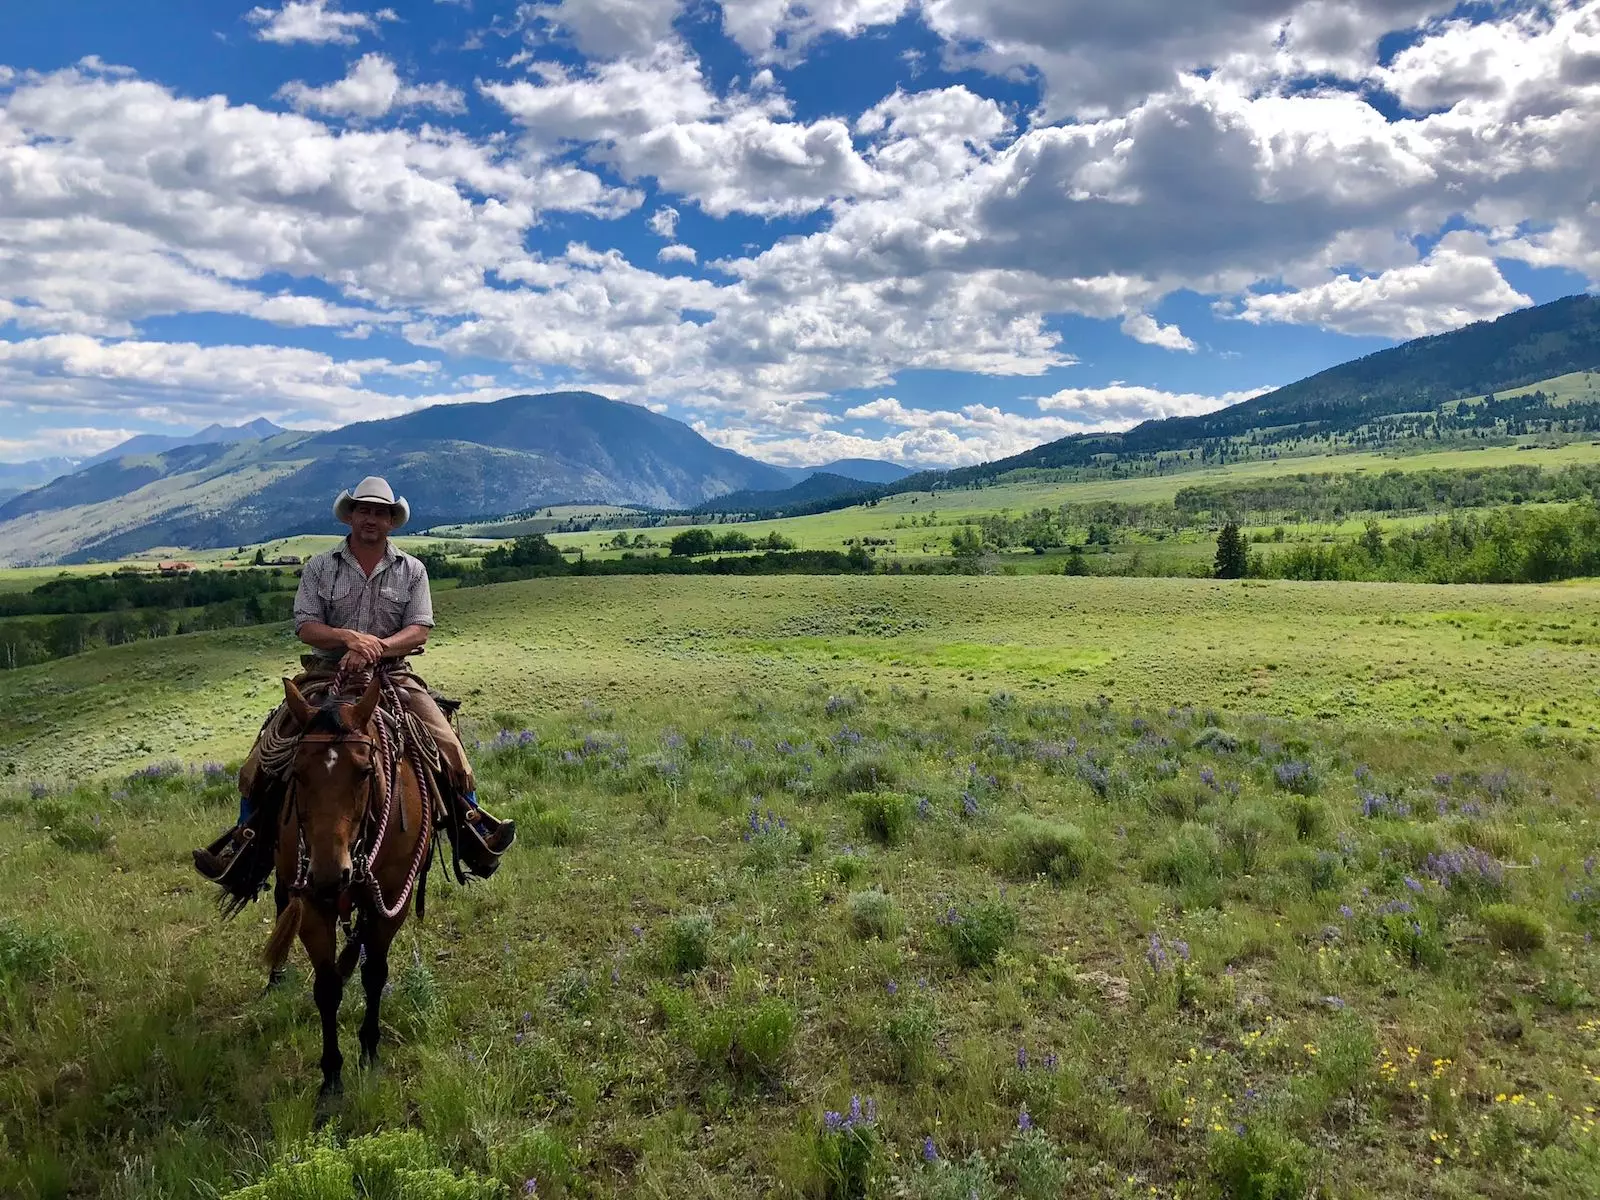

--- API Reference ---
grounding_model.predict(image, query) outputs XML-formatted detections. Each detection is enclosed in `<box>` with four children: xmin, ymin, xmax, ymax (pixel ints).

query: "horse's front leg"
<box><xmin>265</xmin><ymin>879</ymin><xmax>289</xmax><ymax>994</ymax></box>
<box><xmin>302</xmin><ymin>908</ymin><xmax>345</xmax><ymax>1095</ymax></box>
<box><xmin>359</xmin><ymin>920</ymin><xmax>397</xmax><ymax>1068</ymax></box>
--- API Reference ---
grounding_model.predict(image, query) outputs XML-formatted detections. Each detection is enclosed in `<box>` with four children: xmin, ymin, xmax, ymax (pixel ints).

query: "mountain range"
<box><xmin>0</xmin><ymin>393</ymin><xmax>858</xmax><ymax>563</ymax></box>
<box><xmin>0</xmin><ymin>293</ymin><xmax>1597</xmax><ymax>564</ymax></box>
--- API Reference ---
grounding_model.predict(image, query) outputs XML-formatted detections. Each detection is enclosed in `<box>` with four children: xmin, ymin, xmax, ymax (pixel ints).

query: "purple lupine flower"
<box><xmin>1173</xmin><ymin>939</ymin><xmax>1191</xmax><ymax>962</ymax></box>
<box><xmin>922</xmin><ymin>1135</ymin><xmax>939</xmax><ymax>1163</ymax></box>
<box><xmin>1146</xmin><ymin>934</ymin><xmax>1167</xmax><ymax>971</ymax></box>
<box><xmin>1043</xmin><ymin>1052</ymin><xmax>1058</xmax><ymax>1071</ymax></box>
<box><xmin>1017</xmin><ymin>1107</ymin><xmax>1032</xmax><ymax>1132</ymax></box>
<box><xmin>523</xmin><ymin>1178</ymin><xmax>537</xmax><ymax>1196</ymax></box>
<box><xmin>886</xmin><ymin>979</ymin><xmax>898</xmax><ymax>996</ymax></box>
<box><xmin>1199</xmin><ymin>767</ymin><xmax>1218</xmax><ymax>790</ymax></box>
<box><xmin>1404</xmin><ymin>876</ymin><xmax>1424</xmax><ymax>894</ymax></box>
<box><xmin>1016</xmin><ymin>1045</ymin><xmax>1028</xmax><ymax>1070</ymax></box>
<box><xmin>1339</xmin><ymin>904</ymin><xmax>1355</xmax><ymax>919</ymax></box>
<box><xmin>823</xmin><ymin>1110</ymin><xmax>844</xmax><ymax>1132</ymax></box>
<box><xmin>850</xmin><ymin>1095</ymin><xmax>863</xmax><ymax>1123</ymax></box>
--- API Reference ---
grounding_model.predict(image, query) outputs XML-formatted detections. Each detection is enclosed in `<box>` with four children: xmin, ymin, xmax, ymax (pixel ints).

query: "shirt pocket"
<box><xmin>322</xmin><ymin>568</ymin><xmax>362</xmax><ymax>606</ymax></box>
<box><xmin>377</xmin><ymin>583</ymin><xmax>411</xmax><ymax>627</ymax></box>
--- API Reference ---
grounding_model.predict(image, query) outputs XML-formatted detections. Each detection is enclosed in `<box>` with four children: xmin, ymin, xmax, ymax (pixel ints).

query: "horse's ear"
<box><xmin>283</xmin><ymin>678</ymin><xmax>314</xmax><ymax>728</ymax></box>
<box><xmin>348</xmin><ymin>675</ymin><xmax>382</xmax><ymax>730</ymax></box>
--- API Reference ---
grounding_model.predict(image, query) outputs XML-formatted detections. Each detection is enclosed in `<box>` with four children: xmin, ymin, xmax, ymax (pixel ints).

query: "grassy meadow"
<box><xmin>4</xmin><ymin>574</ymin><xmax>1600</xmax><ymax>1198</ymax></box>
<box><xmin>536</xmin><ymin>440</ymin><xmax>1600</xmax><ymax>562</ymax></box>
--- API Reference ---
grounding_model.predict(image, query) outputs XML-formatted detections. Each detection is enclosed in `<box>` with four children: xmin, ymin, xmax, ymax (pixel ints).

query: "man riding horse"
<box><xmin>193</xmin><ymin>475</ymin><xmax>515</xmax><ymax>898</ymax></box>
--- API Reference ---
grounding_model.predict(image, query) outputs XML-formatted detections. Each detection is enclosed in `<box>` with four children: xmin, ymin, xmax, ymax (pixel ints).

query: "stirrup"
<box><xmin>194</xmin><ymin>825</ymin><xmax>254</xmax><ymax>881</ymax></box>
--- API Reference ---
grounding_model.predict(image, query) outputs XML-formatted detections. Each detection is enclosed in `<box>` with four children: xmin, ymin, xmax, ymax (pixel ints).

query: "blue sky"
<box><xmin>0</xmin><ymin>0</ymin><xmax>1596</xmax><ymax>467</ymax></box>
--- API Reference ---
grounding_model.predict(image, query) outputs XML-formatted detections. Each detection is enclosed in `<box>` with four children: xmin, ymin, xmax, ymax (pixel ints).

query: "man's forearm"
<box><xmin>298</xmin><ymin>622</ymin><xmax>357</xmax><ymax>652</ymax></box>
<box><xmin>379</xmin><ymin>625</ymin><xmax>430</xmax><ymax>658</ymax></box>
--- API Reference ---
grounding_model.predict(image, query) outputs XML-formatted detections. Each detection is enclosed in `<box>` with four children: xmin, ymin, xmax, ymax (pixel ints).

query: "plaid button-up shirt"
<box><xmin>293</xmin><ymin>540</ymin><xmax>434</xmax><ymax>660</ymax></box>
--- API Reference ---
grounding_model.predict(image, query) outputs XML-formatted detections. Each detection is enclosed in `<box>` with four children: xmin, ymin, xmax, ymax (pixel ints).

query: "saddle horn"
<box><xmin>347</xmin><ymin>674</ymin><xmax>382</xmax><ymax>730</ymax></box>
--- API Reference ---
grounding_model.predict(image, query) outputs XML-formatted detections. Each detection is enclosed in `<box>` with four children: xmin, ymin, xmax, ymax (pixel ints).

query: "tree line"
<box><xmin>1</xmin><ymin>588</ymin><xmax>297</xmax><ymax>670</ymax></box>
<box><xmin>1175</xmin><ymin>463</ymin><xmax>1600</xmax><ymax>523</ymax></box>
<box><xmin>0</xmin><ymin>567</ymin><xmax>297</xmax><ymax>617</ymax></box>
<box><xmin>1208</xmin><ymin>503</ymin><xmax>1600</xmax><ymax>584</ymax></box>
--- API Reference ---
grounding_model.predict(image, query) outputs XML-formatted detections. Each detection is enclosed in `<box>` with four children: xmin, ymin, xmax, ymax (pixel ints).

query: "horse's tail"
<box><xmin>263</xmin><ymin>896</ymin><xmax>304</xmax><ymax>972</ymax></box>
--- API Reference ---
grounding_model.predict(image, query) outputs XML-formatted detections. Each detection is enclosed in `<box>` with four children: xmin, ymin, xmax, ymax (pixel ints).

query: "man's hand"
<box><xmin>342</xmin><ymin>630</ymin><xmax>385</xmax><ymax>667</ymax></box>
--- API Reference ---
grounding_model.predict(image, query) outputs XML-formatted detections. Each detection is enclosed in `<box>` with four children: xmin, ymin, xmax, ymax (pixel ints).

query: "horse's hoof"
<box><xmin>261</xmin><ymin>970</ymin><xmax>286</xmax><ymax>997</ymax></box>
<box><xmin>319</xmin><ymin>1077</ymin><xmax>343</xmax><ymax>1099</ymax></box>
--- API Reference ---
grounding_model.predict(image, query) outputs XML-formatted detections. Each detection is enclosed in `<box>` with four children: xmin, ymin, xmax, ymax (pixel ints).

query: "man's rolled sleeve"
<box><xmin>402</xmin><ymin>562</ymin><xmax>435</xmax><ymax>629</ymax></box>
<box><xmin>292</xmin><ymin>559</ymin><xmax>329</xmax><ymax>632</ymax></box>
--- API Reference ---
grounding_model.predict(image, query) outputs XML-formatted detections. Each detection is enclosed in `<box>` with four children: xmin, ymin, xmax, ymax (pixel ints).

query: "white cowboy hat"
<box><xmin>333</xmin><ymin>475</ymin><xmax>410</xmax><ymax>529</ymax></box>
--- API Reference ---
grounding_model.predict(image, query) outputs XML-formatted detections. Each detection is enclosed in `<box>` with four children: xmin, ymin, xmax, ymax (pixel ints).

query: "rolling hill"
<box><xmin>0</xmin><ymin>393</ymin><xmax>793</xmax><ymax>564</ymax></box>
<box><xmin>881</xmin><ymin>292</ymin><xmax>1600</xmax><ymax>493</ymax></box>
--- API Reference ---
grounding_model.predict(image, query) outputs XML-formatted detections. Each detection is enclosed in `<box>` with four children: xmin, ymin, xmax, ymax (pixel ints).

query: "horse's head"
<box><xmin>282</xmin><ymin>676</ymin><xmax>382</xmax><ymax>898</ymax></box>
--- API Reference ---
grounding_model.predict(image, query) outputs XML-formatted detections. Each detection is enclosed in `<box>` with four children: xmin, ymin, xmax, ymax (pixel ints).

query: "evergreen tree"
<box><xmin>1214</xmin><ymin>522</ymin><xmax>1248</xmax><ymax>578</ymax></box>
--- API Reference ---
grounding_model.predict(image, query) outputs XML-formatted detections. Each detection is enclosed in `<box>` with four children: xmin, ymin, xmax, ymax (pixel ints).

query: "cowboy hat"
<box><xmin>333</xmin><ymin>475</ymin><xmax>410</xmax><ymax>529</ymax></box>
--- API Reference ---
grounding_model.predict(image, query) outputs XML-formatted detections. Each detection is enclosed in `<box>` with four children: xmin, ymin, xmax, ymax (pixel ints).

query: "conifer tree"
<box><xmin>1214</xmin><ymin>521</ymin><xmax>1248</xmax><ymax>578</ymax></box>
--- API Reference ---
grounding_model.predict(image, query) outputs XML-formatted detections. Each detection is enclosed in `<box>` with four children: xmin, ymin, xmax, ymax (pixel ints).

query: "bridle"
<box><xmin>282</xmin><ymin>685</ymin><xmax>432</xmax><ymax>922</ymax></box>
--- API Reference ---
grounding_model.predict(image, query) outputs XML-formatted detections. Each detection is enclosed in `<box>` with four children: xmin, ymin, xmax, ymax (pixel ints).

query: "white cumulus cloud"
<box><xmin>277</xmin><ymin>54</ymin><xmax>467</xmax><ymax>119</ymax></box>
<box><xmin>247</xmin><ymin>0</ymin><xmax>397</xmax><ymax>46</ymax></box>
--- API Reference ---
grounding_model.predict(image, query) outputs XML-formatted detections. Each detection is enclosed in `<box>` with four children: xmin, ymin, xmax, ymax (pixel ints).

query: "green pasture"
<box><xmin>545</xmin><ymin>441</ymin><xmax>1600</xmax><ymax>562</ymax></box>
<box><xmin>4</xmin><ymin>573</ymin><xmax>1600</xmax><ymax>1198</ymax></box>
<box><xmin>6</xmin><ymin>573</ymin><xmax>1600</xmax><ymax>782</ymax></box>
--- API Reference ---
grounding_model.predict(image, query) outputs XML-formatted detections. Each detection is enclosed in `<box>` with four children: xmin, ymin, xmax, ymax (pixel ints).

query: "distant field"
<box><xmin>546</xmin><ymin>440</ymin><xmax>1600</xmax><ymax>561</ymax></box>
<box><xmin>5</xmin><ymin>572</ymin><xmax>1600</xmax><ymax>780</ymax></box>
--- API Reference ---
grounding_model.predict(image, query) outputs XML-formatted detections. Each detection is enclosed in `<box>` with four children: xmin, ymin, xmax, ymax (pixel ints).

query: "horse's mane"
<box><xmin>307</xmin><ymin>698</ymin><xmax>352</xmax><ymax>735</ymax></box>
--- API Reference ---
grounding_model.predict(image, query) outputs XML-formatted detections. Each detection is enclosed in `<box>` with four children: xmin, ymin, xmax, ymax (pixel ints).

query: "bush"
<box><xmin>997</xmin><ymin>816</ymin><xmax>1097</xmax><ymax>884</ymax></box>
<box><xmin>1272</xmin><ymin>760</ymin><xmax>1319</xmax><ymax>796</ymax></box>
<box><xmin>663</xmin><ymin>912</ymin><xmax>713</xmax><ymax>973</ymax></box>
<box><xmin>222</xmin><ymin>1129</ymin><xmax>501</xmax><ymax>1200</ymax></box>
<box><xmin>0</xmin><ymin>919</ymin><xmax>68</xmax><ymax>985</ymax></box>
<box><xmin>935</xmin><ymin>898</ymin><xmax>1018</xmax><ymax>970</ymax></box>
<box><xmin>1192</xmin><ymin>727</ymin><xmax>1240</xmax><ymax>754</ymax></box>
<box><xmin>884</xmin><ymin>1000</ymin><xmax>937</xmax><ymax>1082</ymax></box>
<box><xmin>526</xmin><ymin>807</ymin><xmax>576</xmax><ymax>847</ymax></box>
<box><xmin>811</xmin><ymin>1097</ymin><xmax>882</xmax><ymax>1200</ymax></box>
<box><xmin>1147</xmin><ymin>779</ymin><xmax>1206</xmax><ymax>821</ymax></box>
<box><xmin>847</xmin><ymin>889</ymin><xmax>902</xmax><ymax>939</ymax></box>
<box><xmin>1206</xmin><ymin>1124</ymin><xmax>1313</xmax><ymax>1200</ymax></box>
<box><xmin>1481</xmin><ymin>903</ymin><xmax>1546</xmax><ymax>953</ymax></box>
<box><xmin>998</xmin><ymin>1127</ymin><xmax>1073</xmax><ymax>1199</ymax></box>
<box><xmin>854</xmin><ymin>791</ymin><xmax>913</xmax><ymax>846</ymax></box>
<box><xmin>1145</xmin><ymin>822</ymin><xmax>1224</xmax><ymax>890</ymax></box>
<box><xmin>1285</xmin><ymin>795</ymin><xmax>1327</xmax><ymax>841</ymax></box>
<box><xmin>832</xmin><ymin>850</ymin><xmax>867</xmax><ymax>884</ymax></box>
<box><xmin>48</xmin><ymin>813</ymin><xmax>113</xmax><ymax>853</ymax></box>
<box><xmin>1218</xmin><ymin>802</ymin><xmax>1281</xmax><ymax>874</ymax></box>
<box><xmin>829</xmin><ymin>757</ymin><xmax>899</xmax><ymax>796</ymax></box>
<box><xmin>691</xmin><ymin>998</ymin><xmax>797</xmax><ymax>1086</ymax></box>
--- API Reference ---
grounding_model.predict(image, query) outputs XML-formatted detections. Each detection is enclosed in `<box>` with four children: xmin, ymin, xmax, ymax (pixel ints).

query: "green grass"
<box><xmin>5</xmin><ymin>574</ymin><xmax>1600</xmax><ymax>1197</ymax></box>
<box><xmin>538</xmin><ymin>440</ymin><xmax>1600</xmax><ymax>562</ymax></box>
<box><xmin>7</xmin><ymin>573</ymin><xmax>1600</xmax><ymax>780</ymax></box>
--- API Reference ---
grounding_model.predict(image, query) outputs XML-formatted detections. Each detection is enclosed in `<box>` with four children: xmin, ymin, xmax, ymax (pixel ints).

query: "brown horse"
<box><xmin>262</xmin><ymin>675</ymin><xmax>432</xmax><ymax>1096</ymax></box>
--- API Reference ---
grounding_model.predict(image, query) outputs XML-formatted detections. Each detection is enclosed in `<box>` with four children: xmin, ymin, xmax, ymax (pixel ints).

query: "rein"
<box><xmin>283</xmin><ymin>671</ymin><xmax>433</xmax><ymax>922</ymax></box>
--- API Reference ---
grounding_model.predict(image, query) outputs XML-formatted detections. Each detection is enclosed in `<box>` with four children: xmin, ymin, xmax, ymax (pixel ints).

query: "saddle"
<box><xmin>211</xmin><ymin>664</ymin><xmax>495</xmax><ymax>915</ymax></box>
